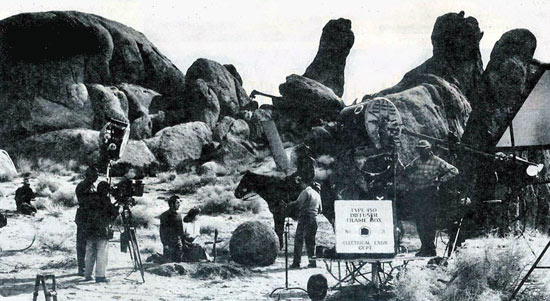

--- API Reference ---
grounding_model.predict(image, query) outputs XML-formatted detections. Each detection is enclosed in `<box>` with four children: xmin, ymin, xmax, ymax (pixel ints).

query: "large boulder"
<box><xmin>87</xmin><ymin>84</ymin><xmax>129</xmax><ymax>129</ymax></box>
<box><xmin>0</xmin><ymin>11</ymin><xmax>185</xmax><ymax>142</ymax></box>
<box><xmin>111</xmin><ymin>140</ymin><xmax>157</xmax><ymax>175</ymax></box>
<box><xmin>229</xmin><ymin>221</ymin><xmax>279</xmax><ymax>266</ymax></box>
<box><xmin>303</xmin><ymin>18</ymin><xmax>355</xmax><ymax>97</ymax></box>
<box><xmin>118</xmin><ymin>83</ymin><xmax>160</xmax><ymax>139</ymax></box>
<box><xmin>277</xmin><ymin>74</ymin><xmax>344</xmax><ymax>131</ymax></box>
<box><xmin>155</xmin><ymin>122</ymin><xmax>212</xmax><ymax>169</ymax></box>
<box><xmin>0</xmin><ymin>150</ymin><xmax>17</xmax><ymax>180</ymax></box>
<box><xmin>213</xmin><ymin>116</ymin><xmax>250</xmax><ymax>141</ymax></box>
<box><xmin>11</xmin><ymin>129</ymin><xmax>100</xmax><ymax>164</ymax></box>
<box><xmin>183</xmin><ymin>59</ymin><xmax>251</xmax><ymax>127</ymax></box>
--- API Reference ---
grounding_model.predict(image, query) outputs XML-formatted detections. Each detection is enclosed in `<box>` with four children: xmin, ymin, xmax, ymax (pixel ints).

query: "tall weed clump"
<box><xmin>393</xmin><ymin>233</ymin><xmax>550</xmax><ymax>301</ymax></box>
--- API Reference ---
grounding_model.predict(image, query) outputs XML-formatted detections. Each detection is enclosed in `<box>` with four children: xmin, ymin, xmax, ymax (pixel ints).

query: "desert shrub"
<box><xmin>35</xmin><ymin>174</ymin><xmax>60</xmax><ymax>197</ymax></box>
<box><xmin>35</xmin><ymin>158</ymin><xmax>74</xmax><ymax>176</ymax></box>
<box><xmin>198</xmin><ymin>185</ymin><xmax>253</xmax><ymax>215</ymax></box>
<box><xmin>392</xmin><ymin>233</ymin><xmax>550</xmax><ymax>301</ymax></box>
<box><xmin>34</xmin><ymin>197</ymin><xmax>63</xmax><ymax>217</ymax></box>
<box><xmin>15</xmin><ymin>157</ymin><xmax>33</xmax><ymax>174</ymax></box>
<box><xmin>125</xmin><ymin>205</ymin><xmax>155</xmax><ymax>228</ymax></box>
<box><xmin>171</xmin><ymin>173</ymin><xmax>217</xmax><ymax>195</ymax></box>
<box><xmin>157</xmin><ymin>171</ymin><xmax>177</xmax><ymax>183</ymax></box>
<box><xmin>51</xmin><ymin>186</ymin><xmax>77</xmax><ymax>207</ymax></box>
<box><xmin>0</xmin><ymin>172</ymin><xmax>14</xmax><ymax>182</ymax></box>
<box><xmin>40</xmin><ymin>257</ymin><xmax>77</xmax><ymax>270</ymax></box>
<box><xmin>200</xmin><ymin>224</ymin><xmax>217</xmax><ymax>235</ymax></box>
<box><xmin>37</xmin><ymin>220</ymin><xmax>73</xmax><ymax>252</ymax></box>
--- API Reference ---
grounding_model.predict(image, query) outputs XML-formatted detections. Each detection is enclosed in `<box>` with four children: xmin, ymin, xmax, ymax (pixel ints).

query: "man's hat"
<box><xmin>415</xmin><ymin>140</ymin><xmax>431</xmax><ymax>149</ymax></box>
<box><xmin>23</xmin><ymin>177</ymin><xmax>30</xmax><ymax>184</ymax></box>
<box><xmin>85</xmin><ymin>166</ymin><xmax>98</xmax><ymax>177</ymax></box>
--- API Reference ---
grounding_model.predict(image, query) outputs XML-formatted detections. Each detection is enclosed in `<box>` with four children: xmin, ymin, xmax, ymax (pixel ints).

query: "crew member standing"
<box><xmin>404</xmin><ymin>140</ymin><xmax>459</xmax><ymax>257</ymax></box>
<box><xmin>75</xmin><ymin>166</ymin><xmax>99</xmax><ymax>276</ymax></box>
<box><xmin>84</xmin><ymin>181</ymin><xmax>119</xmax><ymax>282</ymax></box>
<box><xmin>15</xmin><ymin>177</ymin><xmax>37</xmax><ymax>215</ymax></box>
<box><xmin>290</xmin><ymin>181</ymin><xmax>322</xmax><ymax>269</ymax></box>
<box><xmin>159</xmin><ymin>195</ymin><xmax>184</xmax><ymax>262</ymax></box>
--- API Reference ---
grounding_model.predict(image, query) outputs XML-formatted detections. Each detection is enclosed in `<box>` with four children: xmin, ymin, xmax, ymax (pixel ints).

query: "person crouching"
<box><xmin>182</xmin><ymin>207</ymin><xmax>209</xmax><ymax>262</ymax></box>
<box><xmin>84</xmin><ymin>181</ymin><xmax>119</xmax><ymax>282</ymax></box>
<box><xmin>160</xmin><ymin>195</ymin><xmax>184</xmax><ymax>262</ymax></box>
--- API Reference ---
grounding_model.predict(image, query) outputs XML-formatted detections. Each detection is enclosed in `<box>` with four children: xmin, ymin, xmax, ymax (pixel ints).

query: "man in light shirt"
<box><xmin>289</xmin><ymin>180</ymin><xmax>322</xmax><ymax>269</ymax></box>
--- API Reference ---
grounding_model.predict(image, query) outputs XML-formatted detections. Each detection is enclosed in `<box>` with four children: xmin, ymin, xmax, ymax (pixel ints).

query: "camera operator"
<box><xmin>75</xmin><ymin>166</ymin><xmax>98</xmax><ymax>276</ymax></box>
<box><xmin>84</xmin><ymin>181</ymin><xmax>119</xmax><ymax>283</ymax></box>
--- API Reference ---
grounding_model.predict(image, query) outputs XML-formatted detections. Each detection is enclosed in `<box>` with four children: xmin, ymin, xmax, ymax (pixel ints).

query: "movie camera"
<box><xmin>99</xmin><ymin>118</ymin><xmax>145</xmax><ymax>282</ymax></box>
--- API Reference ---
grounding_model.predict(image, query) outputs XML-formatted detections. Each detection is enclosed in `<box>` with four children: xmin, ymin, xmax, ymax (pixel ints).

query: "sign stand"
<box><xmin>269</xmin><ymin>218</ymin><xmax>307</xmax><ymax>298</ymax></box>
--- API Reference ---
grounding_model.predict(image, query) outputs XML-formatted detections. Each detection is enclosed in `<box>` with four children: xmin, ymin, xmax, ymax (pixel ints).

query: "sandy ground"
<box><xmin>0</xmin><ymin>173</ymin><xmax>437</xmax><ymax>301</ymax></box>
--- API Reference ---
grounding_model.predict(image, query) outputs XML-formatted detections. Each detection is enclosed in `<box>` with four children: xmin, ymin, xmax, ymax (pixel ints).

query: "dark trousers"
<box><xmin>163</xmin><ymin>241</ymin><xmax>183</xmax><ymax>262</ymax></box>
<box><xmin>76</xmin><ymin>226</ymin><xmax>87</xmax><ymax>273</ymax></box>
<box><xmin>411</xmin><ymin>187</ymin><xmax>438</xmax><ymax>253</ymax></box>
<box><xmin>293</xmin><ymin>215</ymin><xmax>318</xmax><ymax>264</ymax></box>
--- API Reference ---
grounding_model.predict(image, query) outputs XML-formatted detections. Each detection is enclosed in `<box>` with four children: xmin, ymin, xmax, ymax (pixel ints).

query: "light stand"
<box><xmin>269</xmin><ymin>217</ymin><xmax>307</xmax><ymax>298</ymax></box>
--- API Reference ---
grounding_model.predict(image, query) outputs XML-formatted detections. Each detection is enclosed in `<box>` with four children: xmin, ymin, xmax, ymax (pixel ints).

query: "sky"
<box><xmin>1</xmin><ymin>0</ymin><xmax>549</xmax><ymax>105</ymax></box>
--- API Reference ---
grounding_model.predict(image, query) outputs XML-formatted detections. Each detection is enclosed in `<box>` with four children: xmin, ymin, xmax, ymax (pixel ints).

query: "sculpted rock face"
<box><xmin>183</xmin><ymin>59</ymin><xmax>251</xmax><ymax>128</ymax></box>
<box><xmin>154</xmin><ymin>122</ymin><xmax>213</xmax><ymax>169</ymax></box>
<box><xmin>0</xmin><ymin>11</ymin><xmax>184</xmax><ymax>142</ymax></box>
<box><xmin>229</xmin><ymin>221</ymin><xmax>279</xmax><ymax>266</ymax></box>
<box><xmin>463</xmin><ymin>29</ymin><xmax>548</xmax><ymax>148</ymax></box>
<box><xmin>303</xmin><ymin>18</ymin><xmax>354</xmax><ymax>97</ymax></box>
<box><xmin>277</xmin><ymin>74</ymin><xmax>345</xmax><ymax>133</ymax></box>
<box><xmin>356</xmin><ymin>11</ymin><xmax>480</xmax><ymax>160</ymax></box>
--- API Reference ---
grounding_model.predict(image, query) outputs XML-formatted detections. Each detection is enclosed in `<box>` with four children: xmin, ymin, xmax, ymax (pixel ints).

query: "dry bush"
<box><xmin>35</xmin><ymin>174</ymin><xmax>60</xmax><ymax>197</ymax></box>
<box><xmin>0</xmin><ymin>172</ymin><xmax>14</xmax><ymax>182</ymax></box>
<box><xmin>197</xmin><ymin>184</ymin><xmax>253</xmax><ymax>215</ymax></box>
<box><xmin>156</xmin><ymin>171</ymin><xmax>177</xmax><ymax>183</ymax></box>
<box><xmin>124</xmin><ymin>205</ymin><xmax>155</xmax><ymax>228</ymax></box>
<box><xmin>200</xmin><ymin>224</ymin><xmax>217</xmax><ymax>235</ymax></box>
<box><xmin>51</xmin><ymin>186</ymin><xmax>77</xmax><ymax>207</ymax></box>
<box><xmin>15</xmin><ymin>157</ymin><xmax>33</xmax><ymax>174</ymax></box>
<box><xmin>34</xmin><ymin>197</ymin><xmax>64</xmax><ymax>217</ymax></box>
<box><xmin>37</xmin><ymin>220</ymin><xmax>73</xmax><ymax>252</ymax></box>
<box><xmin>40</xmin><ymin>257</ymin><xmax>77</xmax><ymax>270</ymax></box>
<box><xmin>392</xmin><ymin>233</ymin><xmax>550</xmax><ymax>301</ymax></box>
<box><xmin>170</xmin><ymin>173</ymin><xmax>217</xmax><ymax>195</ymax></box>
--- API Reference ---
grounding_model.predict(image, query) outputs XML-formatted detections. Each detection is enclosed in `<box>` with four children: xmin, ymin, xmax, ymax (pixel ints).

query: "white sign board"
<box><xmin>335</xmin><ymin>200</ymin><xmax>395</xmax><ymax>254</ymax></box>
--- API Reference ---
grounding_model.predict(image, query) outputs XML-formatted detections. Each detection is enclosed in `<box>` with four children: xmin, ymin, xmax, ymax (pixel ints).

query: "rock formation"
<box><xmin>0</xmin><ymin>11</ymin><xmax>186</xmax><ymax>143</ymax></box>
<box><xmin>229</xmin><ymin>221</ymin><xmax>279</xmax><ymax>266</ymax></box>
<box><xmin>303</xmin><ymin>18</ymin><xmax>355</xmax><ymax>97</ymax></box>
<box><xmin>183</xmin><ymin>58</ymin><xmax>251</xmax><ymax>128</ymax></box>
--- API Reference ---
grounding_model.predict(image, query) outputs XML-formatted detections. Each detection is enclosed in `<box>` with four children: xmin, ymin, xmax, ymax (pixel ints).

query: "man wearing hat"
<box><xmin>15</xmin><ymin>177</ymin><xmax>36</xmax><ymax>215</ymax></box>
<box><xmin>404</xmin><ymin>140</ymin><xmax>458</xmax><ymax>257</ymax></box>
<box><xmin>160</xmin><ymin>195</ymin><xmax>184</xmax><ymax>262</ymax></box>
<box><xmin>289</xmin><ymin>179</ymin><xmax>322</xmax><ymax>269</ymax></box>
<box><xmin>75</xmin><ymin>166</ymin><xmax>99</xmax><ymax>275</ymax></box>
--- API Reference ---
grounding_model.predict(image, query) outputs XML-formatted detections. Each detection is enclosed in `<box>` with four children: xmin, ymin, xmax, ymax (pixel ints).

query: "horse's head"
<box><xmin>234</xmin><ymin>171</ymin><xmax>257</xmax><ymax>200</ymax></box>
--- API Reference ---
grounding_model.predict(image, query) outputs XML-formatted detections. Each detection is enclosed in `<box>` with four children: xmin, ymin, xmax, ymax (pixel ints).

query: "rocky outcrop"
<box><xmin>213</xmin><ymin>116</ymin><xmax>250</xmax><ymax>141</ymax></box>
<box><xmin>111</xmin><ymin>140</ymin><xmax>158</xmax><ymax>175</ymax></box>
<box><xmin>463</xmin><ymin>29</ymin><xmax>549</xmax><ymax>148</ymax></box>
<box><xmin>154</xmin><ymin>122</ymin><xmax>213</xmax><ymax>169</ymax></box>
<box><xmin>229</xmin><ymin>221</ymin><xmax>279</xmax><ymax>266</ymax></box>
<box><xmin>276</xmin><ymin>74</ymin><xmax>344</xmax><ymax>135</ymax></box>
<box><xmin>0</xmin><ymin>11</ymin><xmax>184</xmax><ymax>143</ymax></box>
<box><xmin>11</xmin><ymin>129</ymin><xmax>100</xmax><ymax>165</ymax></box>
<box><xmin>183</xmin><ymin>59</ymin><xmax>251</xmax><ymax>128</ymax></box>
<box><xmin>0</xmin><ymin>150</ymin><xmax>17</xmax><ymax>180</ymax></box>
<box><xmin>352</xmin><ymin>11</ymin><xmax>481</xmax><ymax>160</ymax></box>
<box><xmin>303</xmin><ymin>18</ymin><xmax>354</xmax><ymax>97</ymax></box>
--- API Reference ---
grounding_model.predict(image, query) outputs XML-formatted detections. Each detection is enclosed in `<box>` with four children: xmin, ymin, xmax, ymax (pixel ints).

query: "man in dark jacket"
<box><xmin>160</xmin><ymin>195</ymin><xmax>184</xmax><ymax>262</ymax></box>
<box><xmin>15</xmin><ymin>177</ymin><xmax>36</xmax><ymax>215</ymax></box>
<box><xmin>75</xmin><ymin>166</ymin><xmax>98</xmax><ymax>276</ymax></box>
<box><xmin>84</xmin><ymin>181</ymin><xmax>118</xmax><ymax>282</ymax></box>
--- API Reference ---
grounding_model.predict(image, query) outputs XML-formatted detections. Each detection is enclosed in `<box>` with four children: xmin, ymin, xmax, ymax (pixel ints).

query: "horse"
<box><xmin>235</xmin><ymin>170</ymin><xmax>341</xmax><ymax>248</ymax></box>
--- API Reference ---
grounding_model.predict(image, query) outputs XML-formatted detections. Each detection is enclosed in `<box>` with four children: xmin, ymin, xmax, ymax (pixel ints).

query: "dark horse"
<box><xmin>234</xmin><ymin>171</ymin><xmax>337</xmax><ymax>248</ymax></box>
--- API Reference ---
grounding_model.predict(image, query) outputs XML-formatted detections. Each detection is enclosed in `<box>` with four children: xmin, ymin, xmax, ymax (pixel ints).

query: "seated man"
<box><xmin>159</xmin><ymin>195</ymin><xmax>184</xmax><ymax>262</ymax></box>
<box><xmin>15</xmin><ymin>177</ymin><xmax>37</xmax><ymax>215</ymax></box>
<box><xmin>182</xmin><ymin>207</ymin><xmax>209</xmax><ymax>262</ymax></box>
